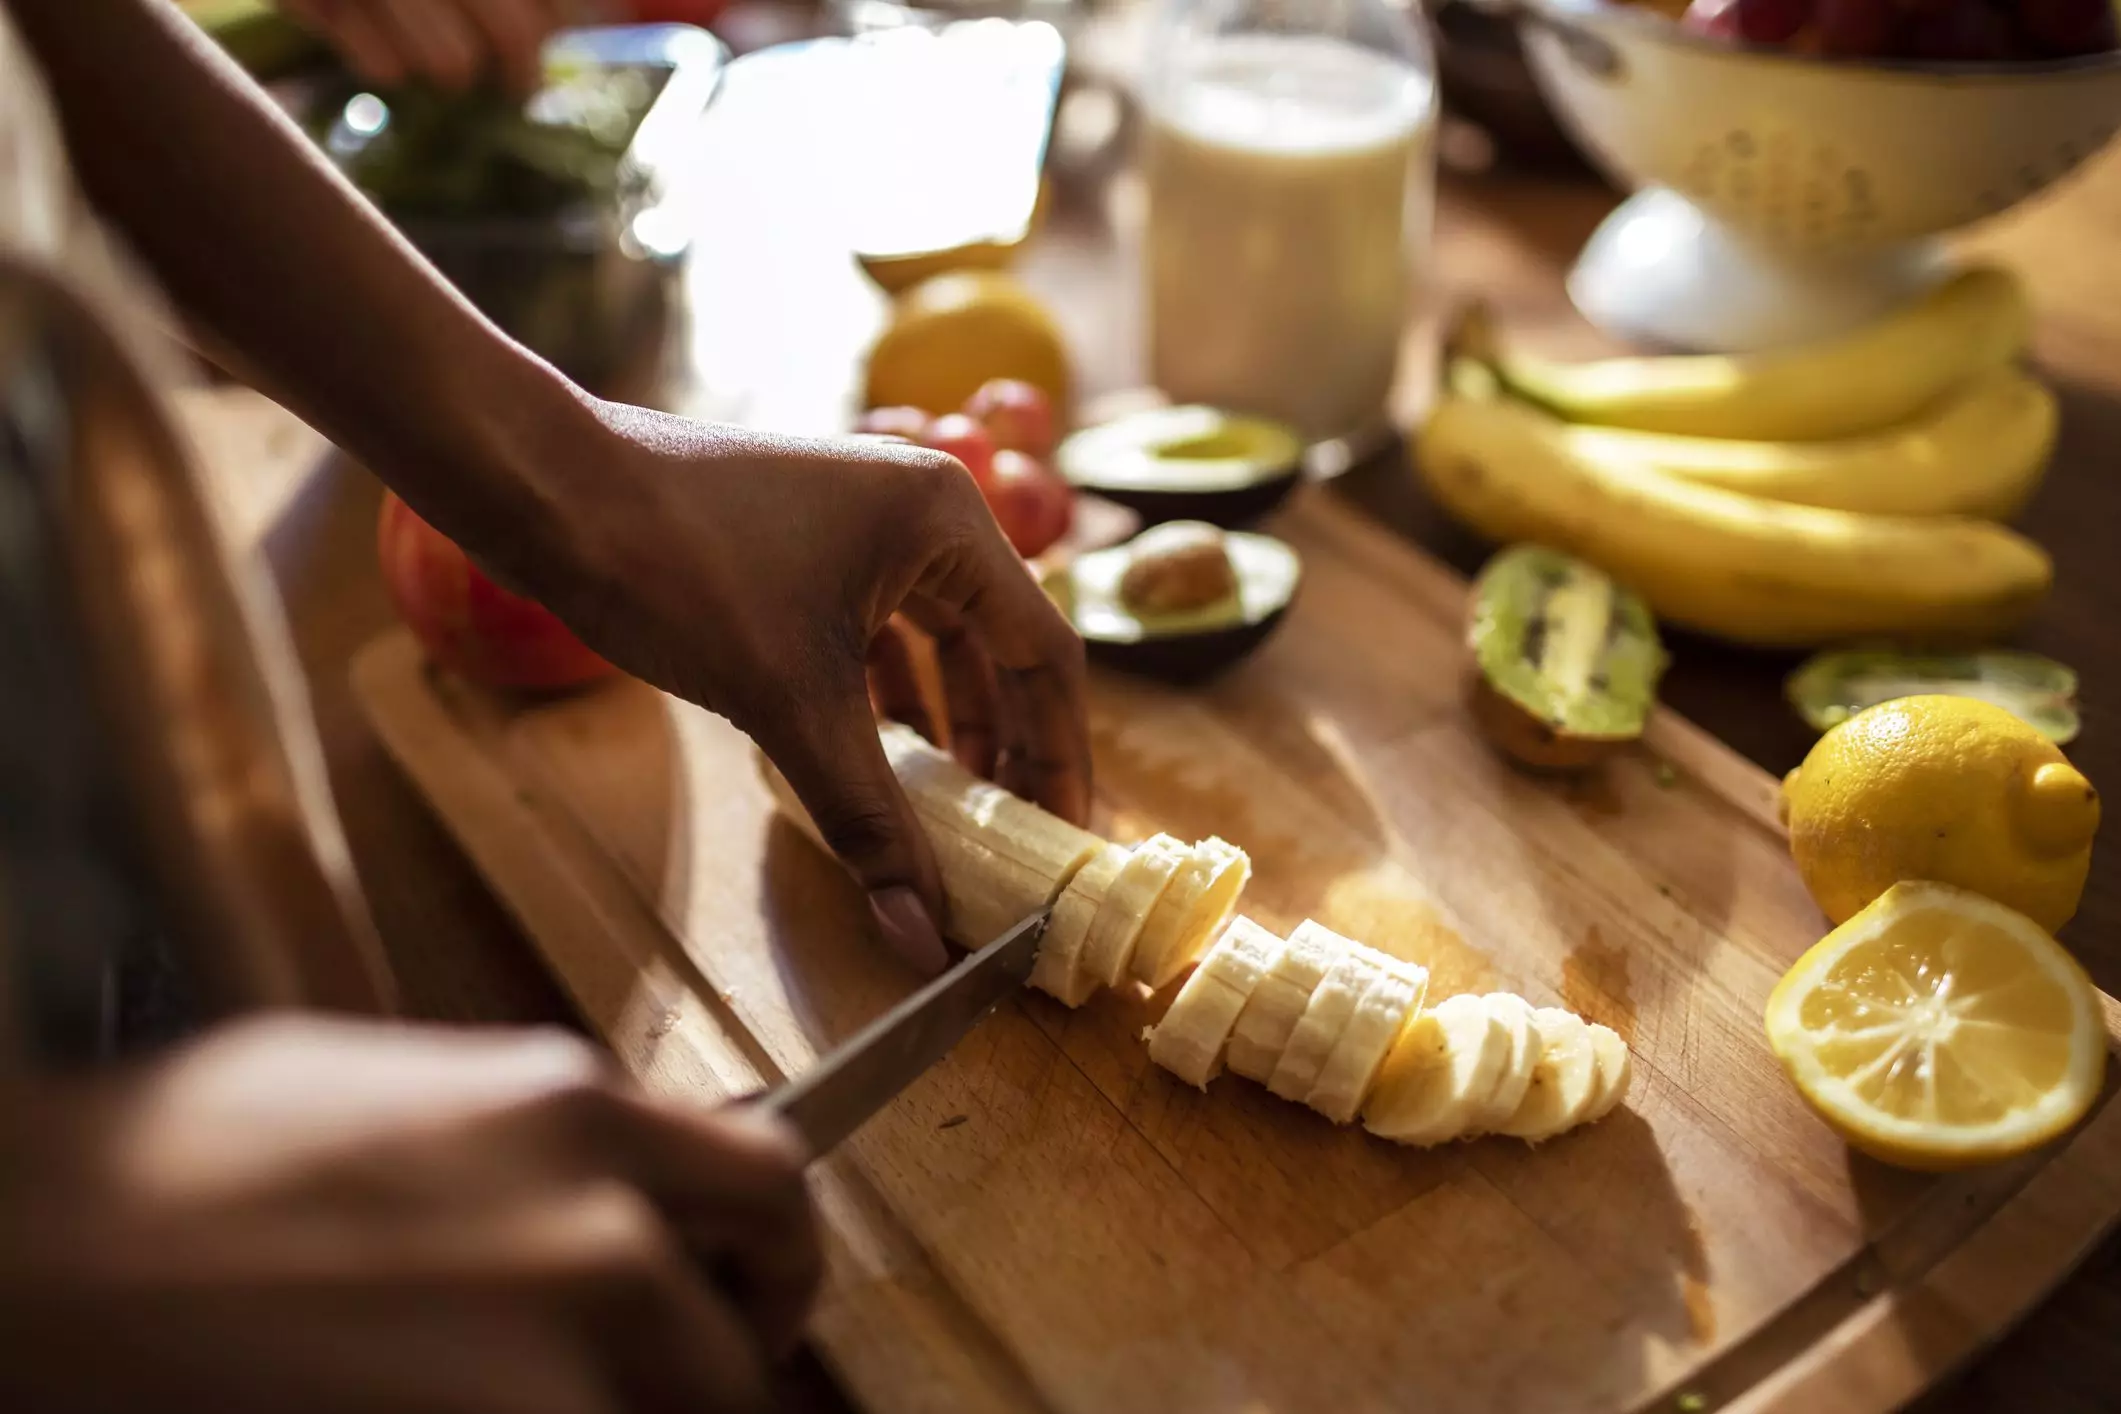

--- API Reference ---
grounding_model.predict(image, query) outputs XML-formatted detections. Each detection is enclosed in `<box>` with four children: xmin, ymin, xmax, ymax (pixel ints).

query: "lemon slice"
<box><xmin>1764</xmin><ymin>880</ymin><xmax>2107</xmax><ymax>1171</ymax></box>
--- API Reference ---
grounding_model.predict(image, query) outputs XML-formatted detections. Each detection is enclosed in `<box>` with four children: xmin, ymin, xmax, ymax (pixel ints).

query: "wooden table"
<box><xmin>225</xmin><ymin>32</ymin><xmax>2121</xmax><ymax>1410</ymax></box>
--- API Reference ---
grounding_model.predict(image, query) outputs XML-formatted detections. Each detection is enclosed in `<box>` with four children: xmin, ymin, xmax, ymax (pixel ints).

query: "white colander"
<box><xmin>1516</xmin><ymin>0</ymin><xmax>2121</xmax><ymax>349</ymax></box>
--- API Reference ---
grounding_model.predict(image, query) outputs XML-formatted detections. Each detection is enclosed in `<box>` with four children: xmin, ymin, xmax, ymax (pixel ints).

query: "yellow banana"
<box><xmin>1417</xmin><ymin>369</ymin><xmax>2053</xmax><ymax>647</ymax></box>
<box><xmin>1556</xmin><ymin>367</ymin><xmax>2056</xmax><ymax>520</ymax></box>
<box><xmin>1461</xmin><ymin>265</ymin><xmax>2031</xmax><ymax>441</ymax></box>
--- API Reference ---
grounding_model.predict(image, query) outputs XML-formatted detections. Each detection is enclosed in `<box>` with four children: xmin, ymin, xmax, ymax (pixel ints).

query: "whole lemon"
<box><xmin>1782</xmin><ymin>695</ymin><xmax>2100</xmax><ymax>931</ymax></box>
<box><xmin>863</xmin><ymin>271</ymin><xmax>1071</xmax><ymax>416</ymax></box>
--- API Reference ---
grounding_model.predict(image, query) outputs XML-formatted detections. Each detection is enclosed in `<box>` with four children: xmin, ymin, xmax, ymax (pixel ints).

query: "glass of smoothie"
<box><xmin>1141</xmin><ymin>0</ymin><xmax>1438</xmax><ymax>453</ymax></box>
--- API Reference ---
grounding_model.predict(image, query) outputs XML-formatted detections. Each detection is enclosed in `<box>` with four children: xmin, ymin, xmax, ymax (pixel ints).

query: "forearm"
<box><xmin>6</xmin><ymin>0</ymin><xmax>602</xmax><ymax>565</ymax></box>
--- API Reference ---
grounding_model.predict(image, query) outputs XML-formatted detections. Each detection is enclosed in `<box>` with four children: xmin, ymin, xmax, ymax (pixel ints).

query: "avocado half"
<box><xmin>1044</xmin><ymin>527</ymin><xmax>1302</xmax><ymax>682</ymax></box>
<box><xmin>1056</xmin><ymin>406</ymin><xmax>1305</xmax><ymax>527</ymax></box>
<box><xmin>1466</xmin><ymin>545</ymin><xmax>1667</xmax><ymax>771</ymax></box>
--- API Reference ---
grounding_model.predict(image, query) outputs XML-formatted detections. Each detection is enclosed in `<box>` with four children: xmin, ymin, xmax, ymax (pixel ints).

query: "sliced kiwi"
<box><xmin>1043</xmin><ymin>524</ymin><xmax>1300</xmax><ymax>682</ymax></box>
<box><xmin>1466</xmin><ymin>545</ymin><xmax>1668</xmax><ymax>771</ymax></box>
<box><xmin>1788</xmin><ymin>648</ymin><xmax>2080</xmax><ymax>743</ymax></box>
<box><xmin>1056</xmin><ymin>406</ymin><xmax>1305</xmax><ymax>526</ymax></box>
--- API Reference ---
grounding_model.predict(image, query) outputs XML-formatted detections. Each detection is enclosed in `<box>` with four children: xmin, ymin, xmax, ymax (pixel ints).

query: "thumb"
<box><xmin>759</xmin><ymin>685</ymin><xmax>950</xmax><ymax>976</ymax></box>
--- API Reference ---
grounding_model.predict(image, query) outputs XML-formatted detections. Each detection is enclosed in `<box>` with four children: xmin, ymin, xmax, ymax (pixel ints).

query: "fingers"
<box><xmin>864</xmin><ymin>618</ymin><xmax>937</xmax><ymax>749</ymax></box>
<box><xmin>598</xmin><ymin>1104</ymin><xmax>821</xmax><ymax>1357</ymax></box>
<box><xmin>539</xmin><ymin>1089</ymin><xmax>822</xmax><ymax>1362</ymax></box>
<box><xmin>455</xmin><ymin>0</ymin><xmax>559</xmax><ymax>94</ymax></box>
<box><xmin>281</xmin><ymin>0</ymin><xmax>407</xmax><ymax>87</ymax></box>
<box><xmin>539</xmin><ymin>1187</ymin><xmax>775</xmax><ymax>1414</ymax></box>
<box><xmin>751</xmin><ymin>683</ymin><xmax>950</xmax><ymax>974</ymax></box>
<box><xmin>916</xmin><ymin>520</ymin><xmax>1093</xmax><ymax>828</ymax></box>
<box><xmin>899</xmin><ymin>594</ymin><xmax>1000</xmax><ymax>780</ymax></box>
<box><xmin>371</xmin><ymin>0</ymin><xmax>485</xmax><ymax>90</ymax></box>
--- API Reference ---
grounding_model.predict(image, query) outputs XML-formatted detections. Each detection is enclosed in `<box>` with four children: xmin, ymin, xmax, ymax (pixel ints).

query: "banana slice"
<box><xmin>1305</xmin><ymin>960</ymin><xmax>1430</xmax><ymax>1124</ymax></box>
<box><xmin>1029</xmin><ymin>842</ymin><xmax>1132</xmax><ymax>1006</ymax></box>
<box><xmin>1581</xmin><ymin>1023</ymin><xmax>1633</xmax><ymax>1124</ymax></box>
<box><xmin>1225</xmin><ymin>919</ymin><xmax>1347</xmax><ymax>1083</ymax></box>
<box><xmin>1361</xmin><ymin>992</ymin><xmax>1510</xmax><ymax>1146</ymax></box>
<box><xmin>1131</xmin><ymin>837</ymin><xmax>1252</xmax><ymax>989</ymax></box>
<box><xmin>1267</xmin><ymin>930</ymin><xmax>1388</xmax><ymax>1102</ymax></box>
<box><xmin>1079</xmin><ymin>834</ymin><xmax>1190</xmax><ymax>989</ymax></box>
<box><xmin>1145</xmin><ymin>916</ymin><xmax>1285</xmax><ymax>1088</ymax></box>
<box><xmin>1464</xmin><ymin>993</ymin><xmax>1537</xmax><ymax>1135</ymax></box>
<box><xmin>870</xmin><ymin>726</ymin><xmax>1107</xmax><ymax>947</ymax></box>
<box><xmin>1496</xmin><ymin>1008</ymin><xmax>1601</xmax><ymax>1142</ymax></box>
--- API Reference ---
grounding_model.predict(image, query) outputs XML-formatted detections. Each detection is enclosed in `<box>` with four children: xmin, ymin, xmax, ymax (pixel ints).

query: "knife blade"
<box><xmin>756</xmin><ymin>908</ymin><xmax>1050</xmax><ymax>1159</ymax></box>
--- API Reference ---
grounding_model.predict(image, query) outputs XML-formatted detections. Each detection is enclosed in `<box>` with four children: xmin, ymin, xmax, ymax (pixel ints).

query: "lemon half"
<box><xmin>1765</xmin><ymin>880</ymin><xmax>2106</xmax><ymax>1171</ymax></box>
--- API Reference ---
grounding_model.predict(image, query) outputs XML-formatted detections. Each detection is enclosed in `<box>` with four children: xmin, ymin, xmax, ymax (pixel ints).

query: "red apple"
<box><xmin>920</xmin><ymin>412</ymin><xmax>999</xmax><ymax>489</ymax></box>
<box><xmin>984</xmin><ymin>450</ymin><xmax>1074</xmax><ymax>559</ymax></box>
<box><xmin>377</xmin><ymin>493</ymin><xmax>616</xmax><ymax>691</ymax></box>
<box><xmin>855</xmin><ymin>405</ymin><xmax>931</xmax><ymax>441</ymax></box>
<box><xmin>1680</xmin><ymin>0</ymin><xmax>1743</xmax><ymax>36</ymax></box>
<box><xmin>963</xmin><ymin>379</ymin><xmax>1059</xmax><ymax>460</ymax></box>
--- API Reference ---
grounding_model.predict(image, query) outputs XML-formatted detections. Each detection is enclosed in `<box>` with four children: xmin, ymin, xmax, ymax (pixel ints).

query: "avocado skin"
<box><xmin>1081</xmin><ymin>608</ymin><xmax>1290</xmax><ymax>684</ymax></box>
<box><xmin>1088</xmin><ymin>471</ymin><xmax>1302</xmax><ymax>530</ymax></box>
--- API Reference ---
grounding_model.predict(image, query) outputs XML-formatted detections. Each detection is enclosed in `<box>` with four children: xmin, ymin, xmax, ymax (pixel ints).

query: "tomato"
<box><xmin>621</xmin><ymin>0</ymin><xmax>731</xmax><ymax>27</ymax></box>
<box><xmin>984</xmin><ymin>450</ymin><xmax>1074</xmax><ymax>558</ymax></box>
<box><xmin>919</xmin><ymin>412</ymin><xmax>998</xmax><ymax>490</ymax></box>
<box><xmin>376</xmin><ymin>493</ymin><xmax>616</xmax><ymax>691</ymax></box>
<box><xmin>964</xmin><ymin>379</ymin><xmax>1058</xmax><ymax>460</ymax></box>
<box><xmin>854</xmin><ymin>406</ymin><xmax>930</xmax><ymax>442</ymax></box>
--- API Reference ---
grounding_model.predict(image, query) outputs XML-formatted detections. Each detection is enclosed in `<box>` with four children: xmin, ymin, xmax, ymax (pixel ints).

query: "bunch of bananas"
<box><xmin>1416</xmin><ymin>267</ymin><xmax>2058</xmax><ymax>647</ymax></box>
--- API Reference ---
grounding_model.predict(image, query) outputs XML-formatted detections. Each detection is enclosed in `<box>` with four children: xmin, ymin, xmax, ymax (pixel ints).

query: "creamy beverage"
<box><xmin>1144</xmin><ymin>33</ymin><xmax>1436</xmax><ymax>444</ymax></box>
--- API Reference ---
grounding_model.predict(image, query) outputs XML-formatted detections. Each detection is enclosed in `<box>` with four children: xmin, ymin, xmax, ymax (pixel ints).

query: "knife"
<box><xmin>755</xmin><ymin>908</ymin><xmax>1050</xmax><ymax>1159</ymax></box>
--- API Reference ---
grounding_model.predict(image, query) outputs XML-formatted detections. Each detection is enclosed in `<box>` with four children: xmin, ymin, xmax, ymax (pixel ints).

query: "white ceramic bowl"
<box><xmin>1516</xmin><ymin>0</ymin><xmax>2121</xmax><ymax>348</ymax></box>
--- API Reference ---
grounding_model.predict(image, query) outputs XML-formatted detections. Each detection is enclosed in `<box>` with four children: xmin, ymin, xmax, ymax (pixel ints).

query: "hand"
<box><xmin>276</xmin><ymin>0</ymin><xmax>578</xmax><ymax>95</ymax></box>
<box><xmin>0</xmin><ymin>1015</ymin><xmax>820</xmax><ymax>1414</ymax></box>
<box><xmin>497</xmin><ymin>403</ymin><xmax>1093</xmax><ymax>975</ymax></box>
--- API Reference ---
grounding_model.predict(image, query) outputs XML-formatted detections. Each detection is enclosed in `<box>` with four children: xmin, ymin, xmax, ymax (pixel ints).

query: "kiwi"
<box><xmin>1787</xmin><ymin>648</ymin><xmax>2080</xmax><ymax>744</ymax></box>
<box><xmin>1466</xmin><ymin>545</ymin><xmax>1667</xmax><ymax>771</ymax></box>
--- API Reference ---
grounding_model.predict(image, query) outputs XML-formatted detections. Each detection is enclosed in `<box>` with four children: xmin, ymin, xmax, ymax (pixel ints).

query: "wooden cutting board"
<box><xmin>354</xmin><ymin>488</ymin><xmax>2121</xmax><ymax>1414</ymax></box>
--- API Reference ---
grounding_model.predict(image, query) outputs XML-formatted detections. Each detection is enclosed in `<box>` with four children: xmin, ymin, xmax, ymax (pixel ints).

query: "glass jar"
<box><xmin>1141</xmin><ymin>0</ymin><xmax>1439</xmax><ymax>449</ymax></box>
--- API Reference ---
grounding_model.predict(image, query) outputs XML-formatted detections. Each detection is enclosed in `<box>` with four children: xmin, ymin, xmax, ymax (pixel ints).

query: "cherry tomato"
<box><xmin>920</xmin><ymin>413</ymin><xmax>999</xmax><ymax>490</ymax></box>
<box><xmin>376</xmin><ymin>493</ymin><xmax>616</xmax><ymax>691</ymax></box>
<box><xmin>963</xmin><ymin>379</ymin><xmax>1059</xmax><ymax>460</ymax></box>
<box><xmin>984</xmin><ymin>450</ymin><xmax>1074</xmax><ymax>559</ymax></box>
<box><xmin>854</xmin><ymin>406</ymin><xmax>931</xmax><ymax>442</ymax></box>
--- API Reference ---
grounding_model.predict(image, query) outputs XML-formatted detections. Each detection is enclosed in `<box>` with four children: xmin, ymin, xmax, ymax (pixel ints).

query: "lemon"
<box><xmin>1782</xmin><ymin>695</ymin><xmax>2099</xmax><ymax>932</ymax></box>
<box><xmin>862</xmin><ymin>271</ymin><xmax>1071</xmax><ymax>417</ymax></box>
<box><xmin>1764</xmin><ymin>881</ymin><xmax>2105</xmax><ymax>1170</ymax></box>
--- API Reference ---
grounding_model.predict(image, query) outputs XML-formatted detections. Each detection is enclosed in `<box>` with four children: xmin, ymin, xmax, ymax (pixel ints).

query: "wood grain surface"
<box><xmin>353</xmin><ymin>480</ymin><xmax>2121</xmax><ymax>1414</ymax></box>
<box><xmin>184</xmin><ymin>6</ymin><xmax>2121</xmax><ymax>1407</ymax></box>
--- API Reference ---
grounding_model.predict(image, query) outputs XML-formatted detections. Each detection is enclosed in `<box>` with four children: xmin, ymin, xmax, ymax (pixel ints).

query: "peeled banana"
<box><xmin>1524</xmin><ymin>367</ymin><xmax>2056</xmax><ymax>521</ymax></box>
<box><xmin>1466</xmin><ymin>992</ymin><xmax>1537</xmax><ymax>1133</ymax></box>
<box><xmin>1306</xmin><ymin>960</ymin><xmax>1429</xmax><ymax>1124</ymax></box>
<box><xmin>765</xmin><ymin>725</ymin><xmax>1630</xmax><ymax>1147</ymax></box>
<box><xmin>1145</xmin><ymin>916</ymin><xmax>1627</xmax><ymax>1147</ymax></box>
<box><xmin>1360</xmin><ymin>994</ymin><xmax>1509</xmax><ymax>1146</ymax></box>
<box><xmin>1030</xmin><ymin>842</ymin><xmax>1132</xmax><ymax>1006</ymax></box>
<box><xmin>1463</xmin><ymin>265</ymin><xmax>2030</xmax><ymax>441</ymax></box>
<box><xmin>1146</xmin><ymin>915</ymin><xmax>1284</xmax><ymax>1088</ymax></box>
<box><xmin>1418</xmin><ymin>366</ymin><xmax>2053</xmax><ymax>647</ymax></box>
<box><xmin>1225</xmin><ymin>920</ymin><xmax>1346</xmax><ymax>1083</ymax></box>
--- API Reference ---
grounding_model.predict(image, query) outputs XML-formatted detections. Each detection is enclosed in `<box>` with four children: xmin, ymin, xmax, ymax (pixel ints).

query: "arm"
<box><xmin>7</xmin><ymin>0</ymin><xmax>1093</xmax><ymax>973</ymax></box>
<box><xmin>8</xmin><ymin>0</ymin><xmax>591</xmax><ymax>572</ymax></box>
